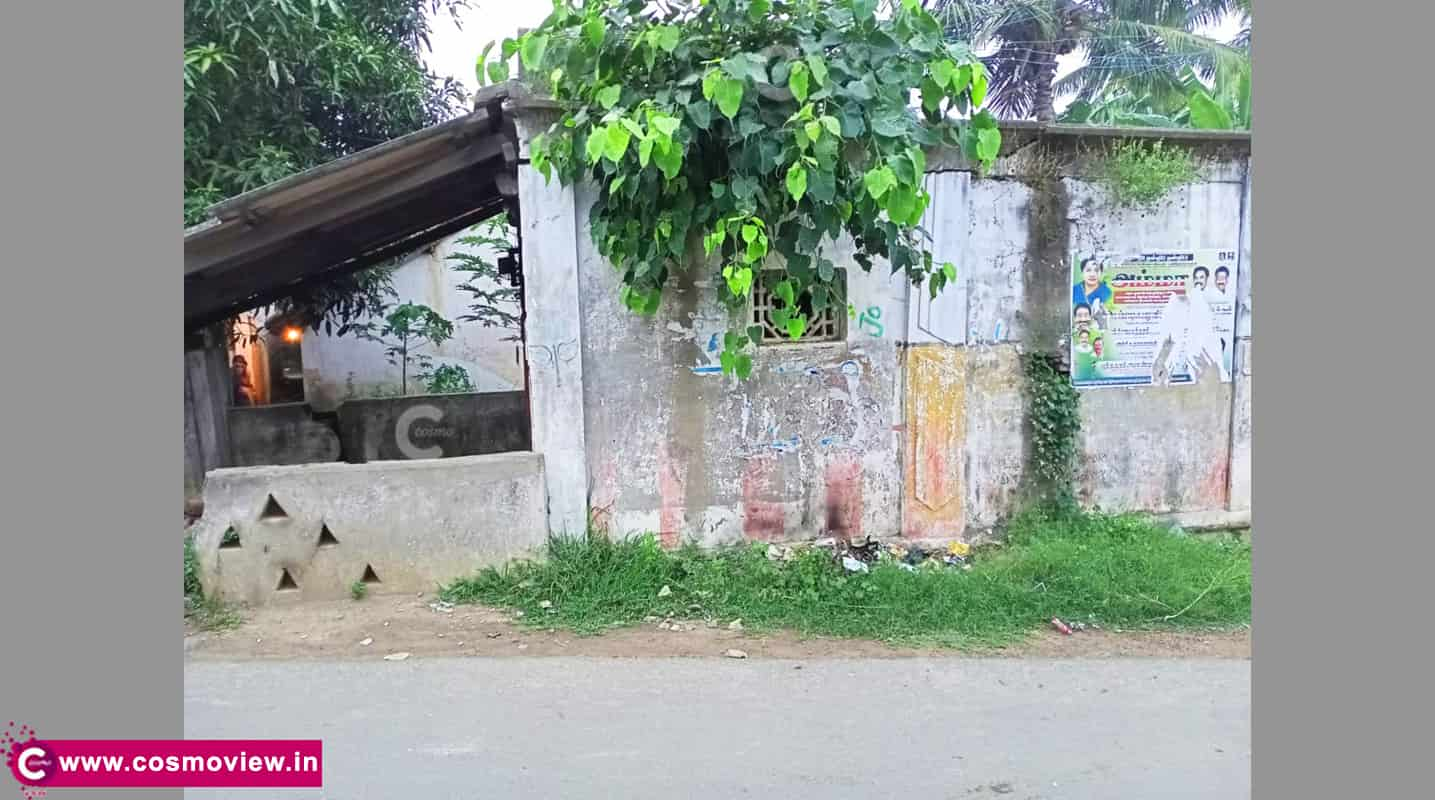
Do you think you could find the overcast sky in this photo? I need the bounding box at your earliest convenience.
[424,2,1243,111]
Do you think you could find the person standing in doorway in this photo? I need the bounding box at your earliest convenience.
[232,354,256,407]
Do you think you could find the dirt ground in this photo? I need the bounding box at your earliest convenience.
[185,594,1250,661]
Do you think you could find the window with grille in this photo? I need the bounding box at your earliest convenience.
[751,270,847,344]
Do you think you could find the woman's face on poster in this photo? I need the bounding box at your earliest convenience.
[1082,261,1102,287]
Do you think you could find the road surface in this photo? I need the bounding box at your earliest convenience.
[185,657,1249,799]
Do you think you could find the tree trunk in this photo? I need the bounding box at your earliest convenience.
[1032,49,1059,123]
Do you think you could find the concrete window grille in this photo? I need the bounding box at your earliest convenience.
[751,269,846,344]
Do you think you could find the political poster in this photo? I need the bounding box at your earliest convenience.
[1070,249,1238,388]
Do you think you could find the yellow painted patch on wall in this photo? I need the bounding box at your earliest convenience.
[903,344,966,539]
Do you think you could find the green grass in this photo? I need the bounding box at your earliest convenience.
[440,508,1251,648]
[184,534,243,632]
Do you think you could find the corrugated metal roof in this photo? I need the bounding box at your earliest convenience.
[184,83,519,331]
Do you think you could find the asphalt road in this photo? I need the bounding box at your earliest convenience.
[184,657,1249,799]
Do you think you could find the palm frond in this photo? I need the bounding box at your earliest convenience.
[931,0,1062,46]
[1229,23,1250,51]
[1095,19,1246,82]
[982,42,1043,118]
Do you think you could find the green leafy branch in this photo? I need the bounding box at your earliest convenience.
[351,302,456,395]
[484,0,1001,380]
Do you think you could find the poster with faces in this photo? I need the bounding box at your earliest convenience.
[1070,249,1238,388]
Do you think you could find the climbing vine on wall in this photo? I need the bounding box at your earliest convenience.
[1021,352,1081,508]
[483,0,1001,378]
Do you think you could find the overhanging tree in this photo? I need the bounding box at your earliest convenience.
[485,0,1001,380]
[184,0,470,333]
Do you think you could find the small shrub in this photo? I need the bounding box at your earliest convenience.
[184,535,203,600]
[424,363,474,394]
[350,581,368,601]
[183,534,242,631]
[1100,139,1200,208]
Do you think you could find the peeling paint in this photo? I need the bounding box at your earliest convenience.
[902,345,966,538]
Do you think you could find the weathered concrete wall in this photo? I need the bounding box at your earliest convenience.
[575,184,910,547]
[515,114,592,537]
[1228,159,1253,512]
[335,391,531,463]
[228,403,341,467]
[569,125,1251,543]
[299,231,524,412]
[192,453,546,605]
[931,131,1251,528]
[1065,175,1243,513]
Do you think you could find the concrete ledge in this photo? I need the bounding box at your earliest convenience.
[193,452,547,605]
[1157,509,1251,532]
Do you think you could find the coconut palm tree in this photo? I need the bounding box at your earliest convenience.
[926,0,1250,122]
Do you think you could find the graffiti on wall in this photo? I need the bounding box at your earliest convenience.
[531,339,578,387]
[857,305,884,338]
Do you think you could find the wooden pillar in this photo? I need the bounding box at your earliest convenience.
[184,324,233,500]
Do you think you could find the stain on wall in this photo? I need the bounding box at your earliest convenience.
[962,345,1026,529]
[741,453,785,541]
[823,456,864,538]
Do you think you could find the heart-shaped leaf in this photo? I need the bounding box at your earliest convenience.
[715,78,744,119]
[520,34,548,70]
[789,62,810,102]
[785,315,808,340]
[596,85,622,110]
[806,54,828,86]
[583,18,605,48]
[863,165,897,200]
[603,125,631,162]
[786,163,808,202]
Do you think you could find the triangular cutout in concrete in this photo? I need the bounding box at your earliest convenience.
[260,495,289,521]
[219,526,242,549]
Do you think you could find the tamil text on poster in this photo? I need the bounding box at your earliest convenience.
[1070,249,1238,388]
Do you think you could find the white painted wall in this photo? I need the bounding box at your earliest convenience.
[298,229,525,412]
